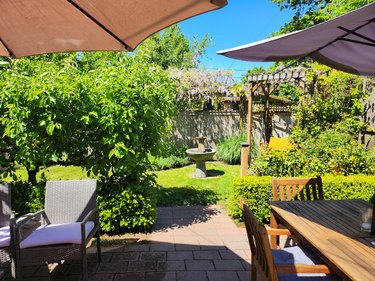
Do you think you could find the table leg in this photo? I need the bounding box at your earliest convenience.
[270,212,280,249]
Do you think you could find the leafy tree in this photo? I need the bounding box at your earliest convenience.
[0,54,83,184]
[78,52,177,181]
[272,0,375,34]
[0,52,178,232]
[138,25,210,69]
[291,63,369,141]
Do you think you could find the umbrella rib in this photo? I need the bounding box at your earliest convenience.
[0,38,14,57]
[340,38,375,47]
[67,0,131,51]
[305,19,374,57]
[274,19,375,74]
[337,25,375,45]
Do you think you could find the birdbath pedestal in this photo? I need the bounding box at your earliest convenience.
[186,137,216,178]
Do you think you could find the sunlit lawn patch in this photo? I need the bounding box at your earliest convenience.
[8,162,240,207]
[5,165,89,182]
[154,161,240,206]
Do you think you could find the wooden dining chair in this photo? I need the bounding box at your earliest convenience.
[272,176,324,201]
[240,201,339,281]
[271,176,324,248]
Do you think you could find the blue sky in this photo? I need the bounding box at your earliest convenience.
[179,0,294,80]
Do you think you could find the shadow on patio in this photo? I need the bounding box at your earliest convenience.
[5,205,251,281]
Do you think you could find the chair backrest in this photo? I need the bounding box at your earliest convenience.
[272,176,324,201]
[44,179,97,224]
[241,201,278,281]
[0,183,11,228]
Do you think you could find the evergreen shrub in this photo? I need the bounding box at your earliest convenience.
[229,175,375,224]
[97,175,157,234]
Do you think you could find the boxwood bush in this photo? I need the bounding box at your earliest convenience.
[229,175,375,224]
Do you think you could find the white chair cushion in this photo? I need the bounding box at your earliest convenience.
[273,246,341,281]
[20,221,95,249]
[0,226,10,248]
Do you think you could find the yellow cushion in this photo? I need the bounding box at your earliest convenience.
[268,137,294,151]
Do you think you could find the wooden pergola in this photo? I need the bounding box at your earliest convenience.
[240,68,307,176]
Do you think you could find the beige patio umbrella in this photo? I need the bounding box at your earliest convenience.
[0,0,227,58]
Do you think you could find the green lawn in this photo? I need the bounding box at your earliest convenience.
[154,161,240,206]
[8,162,240,207]
[6,165,90,182]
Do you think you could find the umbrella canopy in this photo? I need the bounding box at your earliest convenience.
[0,0,227,58]
[218,2,375,76]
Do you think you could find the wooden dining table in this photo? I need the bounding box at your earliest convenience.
[269,199,375,281]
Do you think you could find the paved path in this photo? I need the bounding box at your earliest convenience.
[7,205,251,281]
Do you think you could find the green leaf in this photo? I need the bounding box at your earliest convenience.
[46,124,55,135]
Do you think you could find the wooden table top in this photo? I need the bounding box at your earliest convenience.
[269,199,375,281]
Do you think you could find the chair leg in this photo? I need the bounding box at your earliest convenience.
[10,257,16,280]
[14,257,22,281]
[82,254,88,281]
[96,230,102,263]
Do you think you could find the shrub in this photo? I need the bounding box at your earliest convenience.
[217,132,257,165]
[228,176,272,223]
[229,175,375,224]
[251,150,306,177]
[251,127,375,177]
[149,139,190,171]
[97,175,157,234]
[149,155,190,171]
[299,126,374,175]
[11,181,45,216]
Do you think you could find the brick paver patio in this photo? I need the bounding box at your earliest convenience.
[5,205,251,281]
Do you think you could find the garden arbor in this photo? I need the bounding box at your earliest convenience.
[243,68,307,166]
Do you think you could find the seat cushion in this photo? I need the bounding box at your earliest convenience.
[0,226,10,248]
[273,246,341,281]
[273,245,322,265]
[20,221,95,249]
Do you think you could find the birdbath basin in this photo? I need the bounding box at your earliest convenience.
[186,148,216,178]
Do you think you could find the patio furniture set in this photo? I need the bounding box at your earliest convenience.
[241,176,375,281]
[0,176,373,281]
[0,179,101,281]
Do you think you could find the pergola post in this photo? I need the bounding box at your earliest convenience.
[240,142,249,177]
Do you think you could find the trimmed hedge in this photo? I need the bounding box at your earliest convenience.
[229,175,375,224]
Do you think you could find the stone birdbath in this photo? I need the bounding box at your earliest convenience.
[186,136,216,178]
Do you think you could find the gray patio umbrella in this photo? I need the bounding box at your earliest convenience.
[0,0,227,58]
[218,2,375,76]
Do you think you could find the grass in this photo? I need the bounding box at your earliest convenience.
[154,161,240,206]
[5,165,90,182]
[8,162,241,207]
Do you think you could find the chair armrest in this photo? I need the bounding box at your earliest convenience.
[81,207,98,224]
[15,210,46,228]
[276,264,333,274]
[13,210,47,243]
[80,208,99,244]
[266,227,292,236]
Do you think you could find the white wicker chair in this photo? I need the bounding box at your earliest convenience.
[13,179,101,281]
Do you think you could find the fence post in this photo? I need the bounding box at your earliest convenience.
[241,142,249,177]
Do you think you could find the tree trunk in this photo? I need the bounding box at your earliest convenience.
[27,166,39,185]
